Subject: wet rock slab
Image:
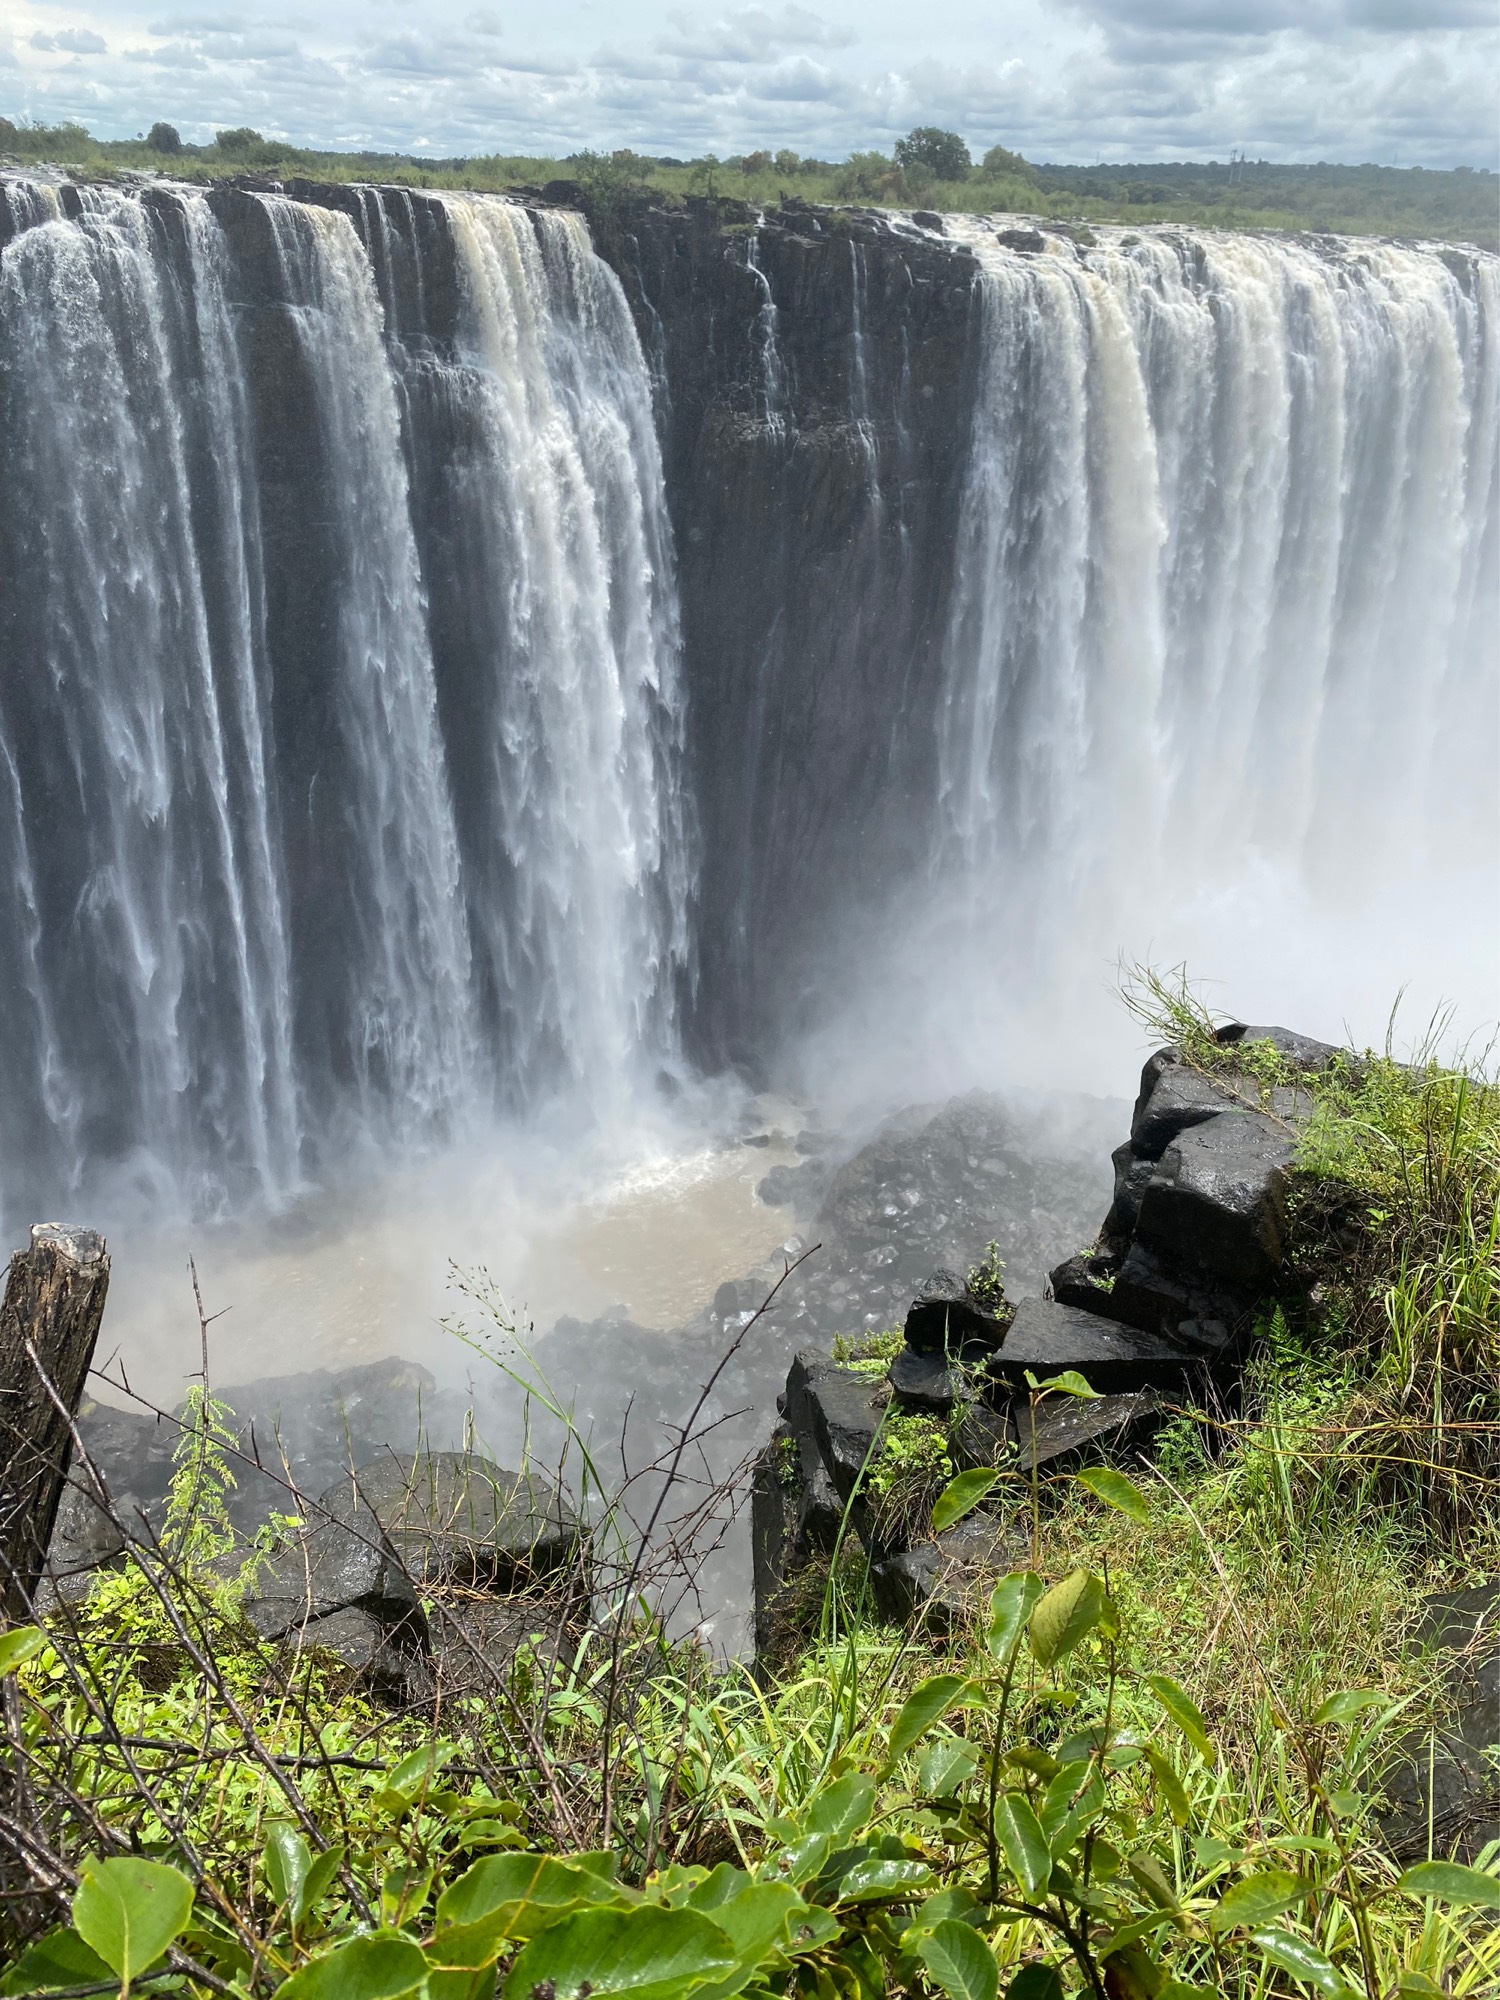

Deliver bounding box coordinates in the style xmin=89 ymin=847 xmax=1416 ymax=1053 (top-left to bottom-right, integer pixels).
xmin=983 ymin=1298 xmax=1198 ymax=1396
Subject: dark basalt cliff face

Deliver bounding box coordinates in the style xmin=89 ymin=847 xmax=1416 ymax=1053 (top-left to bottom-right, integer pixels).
xmin=193 ymin=182 xmax=981 ymax=1079
xmin=596 ymin=198 xmax=982 ymax=1067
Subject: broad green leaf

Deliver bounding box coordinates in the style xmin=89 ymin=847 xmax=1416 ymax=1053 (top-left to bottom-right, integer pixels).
xmin=681 ymin=1863 xmax=752 ymax=1911
xmin=1125 ymin=1852 xmax=1179 ymax=1911
xmin=903 ymin=1885 xmax=981 ymax=1943
xmin=758 ymin=1833 xmax=831 ymax=1887
xmin=1039 ymin=1761 xmax=1103 ymax=1852
xmin=1159 ymin=1984 xmax=1220 ymax=2000
xmin=1211 ymin=1869 xmax=1311 ymax=1932
xmin=0 ymin=1926 xmax=113 ymax=1996
xmin=1027 ymin=1571 xmax=1105 ymax=1669
xmin=1073 ymin=1466 xmax=1150 ymax=1522
xmin=431 ymin=1853 xmax=633 ymax=1965
xmin=382 ymin=1862 xmax=434 ymax=1926
xmin=889 ymin=1673 xmax=970 ymax=1760
xmin=73 ymin=1857 xmax=194 ymax=1984
xmin=804 ymin=1772 xmax=877 ymax=1841
xmin=1031 ymin=1370 xmax=1099 ymax=1398
xmin=0 ymin=1625 xmax=46 ymax=1675
xmin=1250 ymin=1926 xmax=1357 ymax=1997
xmin=1395 ymin=1975 xmax=1446 ymax=1995
xmin=263 ymin=1823 xmax=312 ymax=1913
xmin=986 ymin=1573 xmax=1045 ymax=1664
xmin=917 ymin=1918 xmax=999 ymax=2000
xmin=1102 ymin=1944 xmax=1168 ymax=2000
xmin=783 ymin=1904 xmax=840 ymax=1953
xmin=1312 ymin=1689 xmax=1385 ymax=1727
xmin=299 ymin=1845 xmax=345 ymax=1924
xmin=280 ymin=1931 xmax=429 ymax=1999
xmin=933 ymin=1467 xmax=1001 ymax=1533
xmin=696 ymin=1881 xmax=801 ymax=1955
xmin=1005 ymin=1967 xmax=1065 ymax=1999
xmin=1145 ymin=1746 xmax=1191 ymax=1826
xmin=993 ymin=1791 xmax=1051 ymax=1898
xmin=1145 ymin=1673 xmax=1217 ymax=1766
xmin=501 ymin=1905 xmax=737 ymax=1999
xmin=426 ymin=1972 xmax=496 ymax=2000
xmin=832 ymin=1857 xmax=935 ymax=1902
xmin=1397 ymin=1861 xmax=1500 ymax=1909
xmin=920 ymin=1735 xmax=980 ymax=1797
xmin=387 ymin=1741 xmax=455 ymax=1799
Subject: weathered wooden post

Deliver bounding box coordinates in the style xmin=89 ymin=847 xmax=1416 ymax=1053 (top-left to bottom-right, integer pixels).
xmin=0 ymin=1226 xmax=110 ymax=1621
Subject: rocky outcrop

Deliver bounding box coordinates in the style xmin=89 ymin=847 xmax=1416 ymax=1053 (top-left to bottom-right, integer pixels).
xmin=750 ymin=1026 xmax=1335 ymax=1658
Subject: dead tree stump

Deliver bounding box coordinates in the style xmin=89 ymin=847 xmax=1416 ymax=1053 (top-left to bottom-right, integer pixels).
xmin=0 ymin=1226 xmax=110 ymax=1621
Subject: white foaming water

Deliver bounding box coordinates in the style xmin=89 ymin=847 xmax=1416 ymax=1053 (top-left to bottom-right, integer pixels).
xmin=437 ymin=198 xmax=689 ymax=1113
xmin=835 ymin=219 xmax=1498 ymax=1106
xmin=0 ymin=183 xmax=690 ymax=1227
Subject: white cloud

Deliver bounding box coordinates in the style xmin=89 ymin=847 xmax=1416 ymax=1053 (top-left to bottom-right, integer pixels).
xmin=0 ymin=0 xmax=1491 ymax=166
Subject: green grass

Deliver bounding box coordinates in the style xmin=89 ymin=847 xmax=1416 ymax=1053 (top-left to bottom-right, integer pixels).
xmin=3 ymin=118 xmax=1495 ymax=250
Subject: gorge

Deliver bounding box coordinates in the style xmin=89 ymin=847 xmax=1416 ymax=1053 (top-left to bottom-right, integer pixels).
xmin=0 ymin=174 xmax=1495 ymax=1254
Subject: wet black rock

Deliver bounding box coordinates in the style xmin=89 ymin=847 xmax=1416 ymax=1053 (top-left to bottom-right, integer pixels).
xmin=782 ymin=1353 xmax=884 ymax=1505
xmin=281 ymin=1606 xmax=411 ymax=1693
xmin=985 ymin=1298 xmax=1198 ymax=1396
xmin=904 ymin=1271 xmax=1009 ymax=1356
xmin=244 ymin=1485 xmax=422 ymax=1644
xmin=1379 ymin=1584 xmax=1499 ymax=1864
xmin=1014 ymin=1389 xmax=1166 ymax=1476
xmin=888 ymin=1344 xmax=962 ymax=1413
xmin=870 ymin=1512 xmax=1027 ymax=1626
xmin=1215 ymin=1022 xmax=1342 ymax=1071
xmin=1134 ymin=1111 xmax=1297 ymax=1291
xmin=333 ymin=1452 xmax=579 ymax=1591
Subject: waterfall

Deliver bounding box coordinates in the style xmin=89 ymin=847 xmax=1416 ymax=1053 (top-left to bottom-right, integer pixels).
xmin=0 ymin=181 xmax=690 ymax=1223
xmin=935 ymin=221 xmax=1498 ymax=989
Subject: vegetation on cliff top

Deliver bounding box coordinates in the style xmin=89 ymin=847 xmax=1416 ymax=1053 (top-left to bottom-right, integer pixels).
xmin=2 ymin=114 xmax=1495 ymax=252
xmin=1 ymin=974 xmax=1496 ymax=1995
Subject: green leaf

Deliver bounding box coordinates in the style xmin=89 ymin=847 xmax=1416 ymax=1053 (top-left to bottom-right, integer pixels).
xmin=1144 ymin=1673 xmax=1217 ymax=1766
xmin=1395 ymin=1974 xmax=1446 ymax=1996
xmin=299 ymin=1845 xmax=345 ymax=1924
xmin=804 ymin=1772 xmax=877 ymax=1841
xmin=688 ymin=1883 xmax=805 ymax=2000
xmin=917 ymin=1918 xmax=999 ymax=2000
xmin=783 ymin=1904 xmax=840 ymax=1954
xmin=1145 ymin=1746 xmax=1191 ymax=1826
xmin=1073 ymin=1467 xmax=1150 ymax=1523
xmin=0 ymin=1926 xmax=113 ymax=1996
xmin=889 ymin=1673 xmax=970 ymax=1760
xmin=1397 ymin=1861 xmax=1500 ymax=1909
xmin=1250 ymin=1926 xmax=1357 ymax=1997
xmin=758 ymin=1833 xmax=831 ymax=1888
xmin=1039 ymin=1761 xmax=1103 ymax=1852
xmin=985 ymin=1573 xmax=1045 ymax=1664
xmin=1125 ymin=1852 xmax=1179 ymax=1911
xmin=920 ymin=1736 xmax=980 ymax=1797
xmin=431 ymin=1853 xmax=632 ymax=1965
xmin=1211 ymin=1869 xmax=1311 ymax=1932
xmin=0 ymin=1625 xmax=46 ymax=1676
xmin=1312 ymin=1689 xmax=1385 ymax=1727
xmin=388 ymin=1741 xmax=455 ymax=1799
xmin=1027 ymin=1571 xmax=1105 ymax=1669
xmin=933 ymin=1467 xmax=1001 ymax=1533
xmin=1005 ymin=1968 xmax=1065 ymax=2000
xmin=73 ymin=1857 xmax=194 ymax=1984
xmin=1031 ymin=1370 xmax=1100 ymax=1398
xmin=832 ymin=1857 xmax=935 ymax=1902
xmin=500 ymin=1905 xmax=737 ymax=1999
xmin=263 ymin=1823 xmax=312 ymax=1914
xmin=992 ymin=1791 xmax=1051 ymax=1898
xmin=280 ymin=1931 xmax=429 ymax=1999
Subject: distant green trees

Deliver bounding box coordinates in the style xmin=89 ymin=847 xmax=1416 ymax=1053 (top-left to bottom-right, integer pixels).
xmin=214 ymin=127 xmax=266 ymax=158
xmin=895 ymin=126 xmax=971 ymax=183
xmin=146 ymin=121 xmax=182 ymax=154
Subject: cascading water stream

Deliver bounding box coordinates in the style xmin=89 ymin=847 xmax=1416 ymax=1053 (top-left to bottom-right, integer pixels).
xmin=934 ymin=220 xmax=1498 ymax=988
xmin=0 ymin=180 xmax=691 ymax=1226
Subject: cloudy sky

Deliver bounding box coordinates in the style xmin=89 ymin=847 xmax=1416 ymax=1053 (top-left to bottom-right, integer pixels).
xmin=3 ymin=0 xmax=1495 ymax=166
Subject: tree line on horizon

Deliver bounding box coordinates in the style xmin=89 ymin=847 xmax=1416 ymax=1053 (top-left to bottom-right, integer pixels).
xmin=2 ymin=113 xmax=1494 ymax=250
